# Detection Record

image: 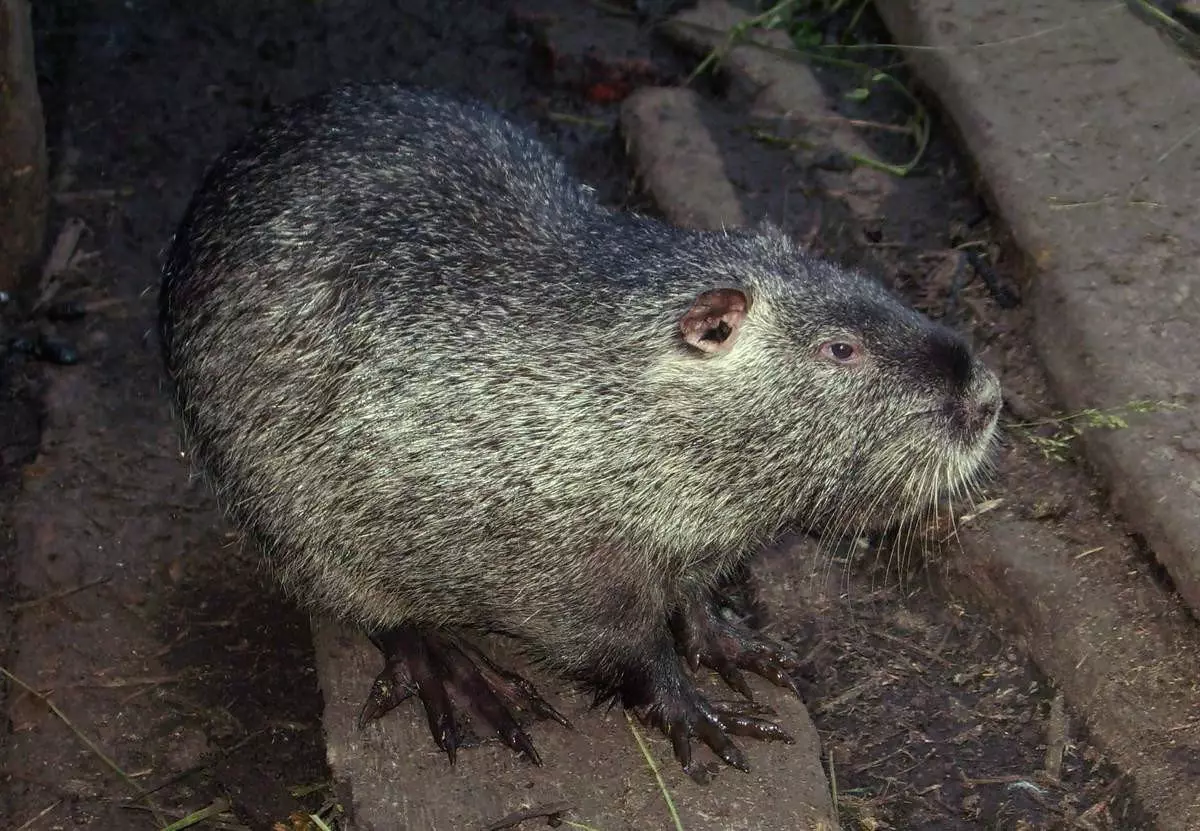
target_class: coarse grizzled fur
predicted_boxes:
[159,83,1000,695]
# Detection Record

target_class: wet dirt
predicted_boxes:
[0,0,1167,829]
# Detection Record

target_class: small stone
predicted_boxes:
[1176,435,1200,454]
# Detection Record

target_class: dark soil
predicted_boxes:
[0,1,1161,829]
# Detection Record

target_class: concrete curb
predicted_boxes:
[316,618,838,831]
[874,0,1200,616]
[619,87,748,230]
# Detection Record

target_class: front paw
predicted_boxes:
[671,598,806,702]
[638,674,795,783]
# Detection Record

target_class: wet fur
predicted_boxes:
[159,84,1000,698]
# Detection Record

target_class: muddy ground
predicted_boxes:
[0,1,1168,829]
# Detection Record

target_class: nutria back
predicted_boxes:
[160,83,1001,773]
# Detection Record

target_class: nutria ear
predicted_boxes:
[679,288,749,354]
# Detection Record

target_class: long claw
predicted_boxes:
[511,727,542,766]
[667,718,693,771]
[528,697,572,729]
[468,645,574,729]
[709,698,775,717]
[671,597,807,702]
[716,665,755,701]
[695,712,749,771]
[418,693,458,763]
[357,674,417,728]
[439,715,459,765]
[631,646,791,779]
[714,710,794,743]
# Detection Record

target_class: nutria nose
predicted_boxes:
[943,374,1002,439]
[969,394,1001,434]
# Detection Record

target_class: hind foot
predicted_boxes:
[358,626,570,765]
[671,596,806,703]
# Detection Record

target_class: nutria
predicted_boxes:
[159,83,1001,779]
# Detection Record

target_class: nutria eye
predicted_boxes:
[820,340,861,364]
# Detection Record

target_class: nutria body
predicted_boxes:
[159,83,1001,776]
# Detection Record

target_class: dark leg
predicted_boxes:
[670,594,807,703]
[358,625,570,766]
[601,632,795,783]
